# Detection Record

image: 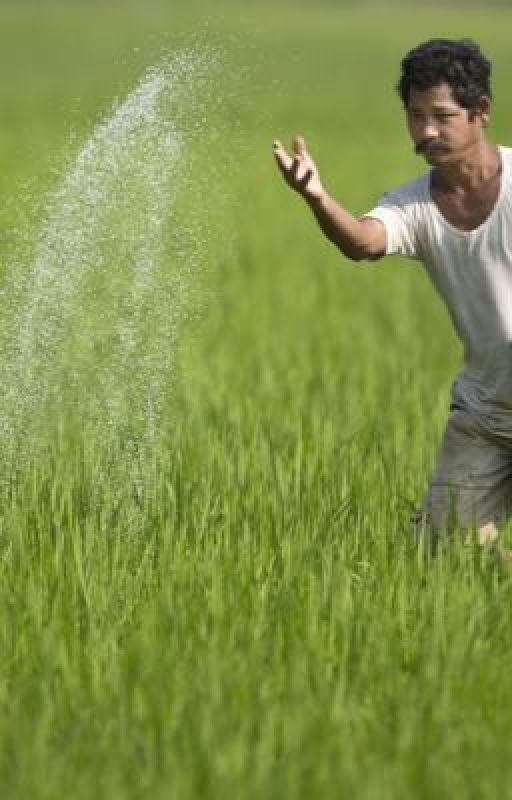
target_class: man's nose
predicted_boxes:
[422,119,440,138]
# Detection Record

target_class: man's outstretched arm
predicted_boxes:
[273,135,387,262]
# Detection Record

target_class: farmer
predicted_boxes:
[273,38,512,546]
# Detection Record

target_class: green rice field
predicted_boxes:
[1,2,512,797]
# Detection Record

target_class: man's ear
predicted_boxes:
[470,95,491,127]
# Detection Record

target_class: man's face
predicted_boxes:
[406,83,488,166]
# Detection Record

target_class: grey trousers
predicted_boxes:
[415,405,512,538]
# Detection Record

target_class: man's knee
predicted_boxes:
[411,508,501,549]
[477,521,500,546]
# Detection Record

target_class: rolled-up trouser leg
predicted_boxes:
[414,407,512,542]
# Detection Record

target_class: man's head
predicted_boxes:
[396,39,493,165]
[397,39,492,112]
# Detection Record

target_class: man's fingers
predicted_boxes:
[273,137,314,194]
[292,156,312,184]
[293,135,307,157]
[273,140,293,172]
[291,156,301,180]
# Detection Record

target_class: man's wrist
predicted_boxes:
[305,188,329,212]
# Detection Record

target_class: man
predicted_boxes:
[273,38,512,547]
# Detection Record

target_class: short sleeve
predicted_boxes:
[362,192,420,259]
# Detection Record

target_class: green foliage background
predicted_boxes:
[1,2,512,798]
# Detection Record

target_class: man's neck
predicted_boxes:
[432,141,501,194]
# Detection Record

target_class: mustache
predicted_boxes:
[415,139,450,155]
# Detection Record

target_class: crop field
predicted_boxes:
[2,1,512,797]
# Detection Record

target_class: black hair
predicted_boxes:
[397,38,492,110]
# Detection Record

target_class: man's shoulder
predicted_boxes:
[499,144,512,170]
[378,172,430,208]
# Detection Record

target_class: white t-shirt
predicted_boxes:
[365,145,512,435]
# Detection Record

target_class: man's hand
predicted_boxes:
[273,135,324,203]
